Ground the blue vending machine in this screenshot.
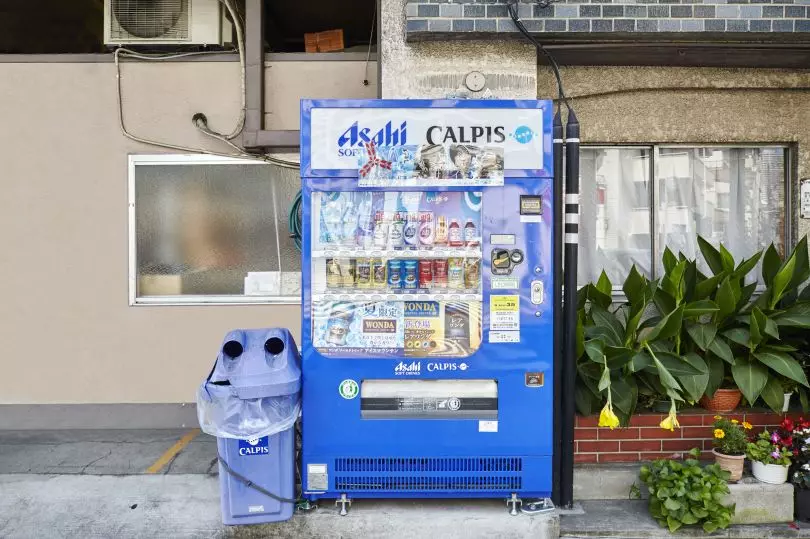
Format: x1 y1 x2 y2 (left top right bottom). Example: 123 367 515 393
300 99 558 511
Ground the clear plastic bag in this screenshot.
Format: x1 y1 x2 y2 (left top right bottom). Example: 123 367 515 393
197 382 300 439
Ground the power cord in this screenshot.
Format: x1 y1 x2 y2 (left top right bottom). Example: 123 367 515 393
289 191 303 252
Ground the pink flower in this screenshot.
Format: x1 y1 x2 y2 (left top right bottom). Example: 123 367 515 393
771 450 781 459
772 432 781 443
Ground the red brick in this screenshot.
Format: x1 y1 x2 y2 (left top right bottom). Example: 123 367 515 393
576 415 599 427
577 440 620 453
575 428 598 440
629 414 665 427
641 451 685 461
574 453 598 464
640 427 681 439
682 426 713 439
663 439 703 452
745 412 783 426
621 440 662 452
598 427 639 440
599 452 639 463
671 414 705 426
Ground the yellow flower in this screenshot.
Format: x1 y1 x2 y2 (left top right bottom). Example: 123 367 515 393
731 419 739 424
598 403 620 430
714 415 722 420
742 421 753 430
660 402 680 432
714 429 725 439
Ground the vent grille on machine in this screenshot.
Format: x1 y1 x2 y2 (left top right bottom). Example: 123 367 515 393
333 457 523 492
111 0 189 40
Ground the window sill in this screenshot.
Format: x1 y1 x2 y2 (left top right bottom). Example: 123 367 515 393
132 295 301 306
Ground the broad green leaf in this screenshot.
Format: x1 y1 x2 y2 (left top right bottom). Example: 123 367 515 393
754 349 810 387
577 285 589 310
585 340 606 364
595 270 613 298
709 337 735 365
698 236 725 276
714 277 737 323
664 498 682 512
800 387 809 413
683 260 698 303
653 288 676 317
667 516 683 533
662 260 688 304
651 354 682 391
695 273 724 301
680 511 699 525
663 247 679 275
574 383 598 415
681 353 710 402
760 376 785 413
585 283 613 309
686 322 717 352
770 253 797 309
719 243 736 273
683 299 719 318
629 351 652 372
773 302 810 328
763 316 780 340
749 307 766 348
598 365 611 391
737 282 758 311
732 251 763 280
657 351 706 377
642 305 684 342
723 328 750 347
611 376 637 414
788 236 810 291
585 325 622 348
732 356 768 404
624 306 646 345
762 243 782 286
576 312 585 358
704 354 725 398
604 345 635 370
622 265 647 306
590 305 625 347
801 284 810 301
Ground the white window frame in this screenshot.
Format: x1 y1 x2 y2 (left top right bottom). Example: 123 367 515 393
128 154 301 306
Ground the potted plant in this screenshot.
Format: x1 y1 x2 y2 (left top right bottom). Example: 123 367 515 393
782 377 799 413
700 383 742 414
710 415 750 481
747 429 793 484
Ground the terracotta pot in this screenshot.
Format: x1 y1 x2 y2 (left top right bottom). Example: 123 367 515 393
752 460 789 484
796 487 810 522
712 449 745 482
700 389 742 413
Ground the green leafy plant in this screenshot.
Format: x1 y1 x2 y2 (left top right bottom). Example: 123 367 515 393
639 448 734 533
711 416 750 456
746 430 792 466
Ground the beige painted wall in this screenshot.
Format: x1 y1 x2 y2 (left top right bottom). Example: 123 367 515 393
0 59 375 404
537 66 810 239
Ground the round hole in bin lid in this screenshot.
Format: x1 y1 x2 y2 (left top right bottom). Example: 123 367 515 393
265 337 285 355
222 340 243 359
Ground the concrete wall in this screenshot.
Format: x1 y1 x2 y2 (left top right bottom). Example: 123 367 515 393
0 58 376 406
536 66 810 240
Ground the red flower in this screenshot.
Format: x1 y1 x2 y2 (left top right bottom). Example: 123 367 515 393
795 449 800 456
782 418 795 432
784 436 794 448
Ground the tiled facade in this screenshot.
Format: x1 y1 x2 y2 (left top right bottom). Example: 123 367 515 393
406 0 810 36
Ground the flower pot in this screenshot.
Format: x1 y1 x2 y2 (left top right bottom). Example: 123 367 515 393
796 487 810 522
751 460 789 484
712 449 745 482
700 388 742 413
784 392 793 413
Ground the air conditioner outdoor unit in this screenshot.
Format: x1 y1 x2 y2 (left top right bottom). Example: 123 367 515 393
104 0 223 46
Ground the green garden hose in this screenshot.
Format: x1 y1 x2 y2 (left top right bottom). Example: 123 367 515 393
289 190 303 251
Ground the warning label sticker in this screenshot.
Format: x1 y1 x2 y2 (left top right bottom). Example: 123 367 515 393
489 330 520 343
490 295 519 331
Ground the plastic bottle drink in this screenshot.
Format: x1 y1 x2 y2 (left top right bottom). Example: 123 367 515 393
356 258 372 289
464 219 478 247
403 260 418 289
338 258 355 288
434 216 448 246
448 218 464 247
373 216 389 249
418 212 435 247
403 213 419 248
326 258 342 289
342 205 360 248
418 259 434 289
388 219 405 250
448 258 464 289
372 258 386 289
387 260 403 289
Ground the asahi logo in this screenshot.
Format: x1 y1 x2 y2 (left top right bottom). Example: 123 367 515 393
337 121 407 157
363 319 397 333
394 361 421 376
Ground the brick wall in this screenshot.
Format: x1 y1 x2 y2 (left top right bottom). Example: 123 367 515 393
574 409 792 464
405 0 810 38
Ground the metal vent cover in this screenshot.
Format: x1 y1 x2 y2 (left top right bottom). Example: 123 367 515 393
335 457 523 473
334 475 523 492
110 0 189 40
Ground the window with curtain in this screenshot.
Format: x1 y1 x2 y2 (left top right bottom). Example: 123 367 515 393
578 146 788 287
130 156 302 305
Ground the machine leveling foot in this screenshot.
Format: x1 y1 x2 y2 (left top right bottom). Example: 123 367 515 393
507 493 522 516
336 493 351 516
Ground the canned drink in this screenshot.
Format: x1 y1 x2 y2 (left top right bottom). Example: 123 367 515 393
326 258 342 289
433 259 448 288
388 219 405 250
418 259 434 288
464 258 481 289
387 259 403 289
337 258 355 288
447 258 464 290
356 258 372 288
403 260 418 289
372 258 386 289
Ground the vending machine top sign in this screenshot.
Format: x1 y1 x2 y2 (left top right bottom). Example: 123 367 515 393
300 99 553 182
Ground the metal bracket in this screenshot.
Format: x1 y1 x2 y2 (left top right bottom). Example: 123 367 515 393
506 493 522 516
336 493 352 516
521 498 555 514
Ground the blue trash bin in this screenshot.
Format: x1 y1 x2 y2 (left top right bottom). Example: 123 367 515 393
197 328 301 525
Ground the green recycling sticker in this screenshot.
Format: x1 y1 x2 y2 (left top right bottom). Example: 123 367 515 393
339 379 359 400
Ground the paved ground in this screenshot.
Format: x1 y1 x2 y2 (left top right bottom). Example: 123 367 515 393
1 429 809 538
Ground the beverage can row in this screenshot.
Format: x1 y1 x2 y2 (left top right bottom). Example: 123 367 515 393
326 258 480 290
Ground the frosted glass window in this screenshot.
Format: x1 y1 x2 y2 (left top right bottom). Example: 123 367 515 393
131 159 301 303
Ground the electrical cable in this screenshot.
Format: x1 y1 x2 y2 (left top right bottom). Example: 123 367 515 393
217 454 299 504
289 191 303 252
505 0 570 112
363 1 377 86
